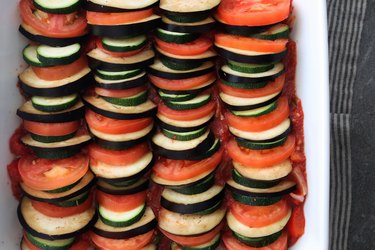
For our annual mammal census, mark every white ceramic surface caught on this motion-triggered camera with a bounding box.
[0,0,329,249]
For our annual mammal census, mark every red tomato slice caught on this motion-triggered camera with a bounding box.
[31,193,93,218]
[97,190,146,212]
[153,148,223,181]
[227,135,295,168]
[223,231,288,250]
[158,100,216,121]
[7,159,23,200]
[19,0,87,38]
[217,0,291,26]
[149,73,216,91]
[219,74,285,98]
[160,222,223,247]
[231,199,289,228]
[226,96,289,132]
[88,142,149,166]
[69,238,92,250]
[32,56,87,81]
[155,37,212,56]
[87,9,153,25]
[9,127,31,156]
[90,230,155,250]
[23,120,81,137]
[85,109,152,135]
[215,33,288,53]
[96,39,145,58]
[18,154,89,191]
[95,86,146,98]
[287,205,305,246]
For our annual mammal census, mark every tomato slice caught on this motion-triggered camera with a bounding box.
[160,222,223,247]
[87,9,153,25]
[215,33,288,53]
[223,231,288,250]
[9,127,31,156]
[96,39,145,58]
[95,86,146,98]
[231,199,289,228]
[90,230,155,250]
[158,100,216,121]
[88,142,149,166]
[31,193,93,218]
[219,75,285,98]
[85,109,152,134]
[23,120,81,137]
[7,159,23,200]
[18,154,89,191]
[149,73,216,91]
[217,0,291,26]
[155,37,212,56]
[227,135,295,168]
[97,190,147,212]
[19,0,87,38]
[32,56,87,81]
[226,96,289,132]
[153,148,223,181]
[287,205,305,246]
[69,238,92,250]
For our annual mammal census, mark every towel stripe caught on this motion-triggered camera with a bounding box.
[328,0,367,249]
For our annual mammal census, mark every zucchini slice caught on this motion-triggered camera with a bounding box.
[220,91,281,111]
[228,23,290,40]
[99,204,146,227]
[227,61,275,74]
[159,91,197,102]
[162,127,207,141]
[231,102,277,117]
[31,94,79,113]
[165,94,211,111]
[89,15,161,37]
[17,100,85,123]
[233,230,283,248]
[160,56,203,71]
[95,71,148,90]
[163,10,210,24]
[18,197,96,240]
[88,48,155,71]
[157,113,214,133]
[169,173,215,195]
[156,28,198,44]
[83,94,157,120]
[25,232,75,250]
[219,63,284,84]
[148,59,215,80]
[92,207,156,239]
[158,207,225,236]
[102,91,148,107]
[33,0,81,14]
[22,45,44,67]
[96,69,142,81]
[19,67,92,97]
[232,169,281,189]
[36,43,81,66]
[102,35,148,52]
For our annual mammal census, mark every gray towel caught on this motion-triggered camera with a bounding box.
[328,0,372,249]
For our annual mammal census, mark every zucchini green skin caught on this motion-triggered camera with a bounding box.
[102,36,148,53]
[156,29,199,44]
[227,61,275,74]
[33,0,81,14]
[233,231,283,248]
[231,192,282,206]
[160,56,203,71]
[235,136,288,150]
[99,205,146,228]
[25,232,75,250]
[30,133,76,144]
[101,91,148,107]
[162,127,208,141]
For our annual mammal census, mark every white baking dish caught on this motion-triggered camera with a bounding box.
[0,0,329,249]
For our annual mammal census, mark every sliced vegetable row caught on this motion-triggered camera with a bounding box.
[17,1,95,249]
[148,1,226,249]
[214,0,295,249]
[82,1,160,249]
